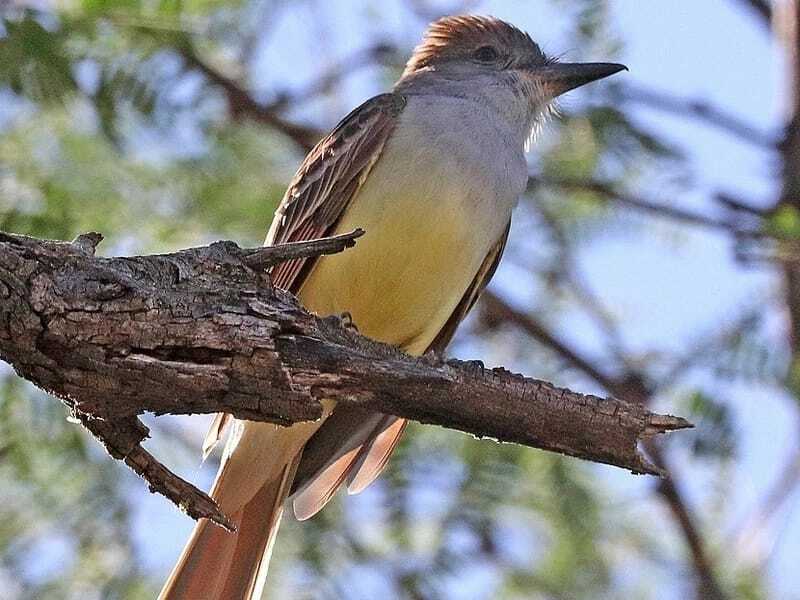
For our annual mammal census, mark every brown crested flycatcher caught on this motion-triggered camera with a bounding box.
[160,15,625,599]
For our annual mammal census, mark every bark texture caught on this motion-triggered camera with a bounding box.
[0,230,690,529]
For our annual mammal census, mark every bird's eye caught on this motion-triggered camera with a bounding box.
[473,45,499,63]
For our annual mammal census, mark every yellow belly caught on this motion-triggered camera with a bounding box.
[297,178,498,356]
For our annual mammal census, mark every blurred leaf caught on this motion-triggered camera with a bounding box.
[767,205,800,239]
[585,105,684,167]
[0,13,78,106]
[679,391,737,461]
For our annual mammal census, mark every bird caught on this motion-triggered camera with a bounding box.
[159,14,625,600]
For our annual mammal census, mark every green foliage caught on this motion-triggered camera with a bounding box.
[0,101,286,248]
[679,391,737,461]
[0,378,155,599]
[0,14,79,106]
[585,105,683,167]
[767,205,800,240]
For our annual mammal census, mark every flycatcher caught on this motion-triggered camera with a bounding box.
[160,15,625,600]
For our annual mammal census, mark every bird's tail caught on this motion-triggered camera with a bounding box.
[158,417,327,600]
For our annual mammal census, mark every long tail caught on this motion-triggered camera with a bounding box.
[159,416,328,600]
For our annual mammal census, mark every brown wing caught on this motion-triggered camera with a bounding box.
[267,92,407,293]
[202,93,406,458]
[427,219,512,354]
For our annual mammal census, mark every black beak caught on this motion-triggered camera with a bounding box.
[533,62,627,96]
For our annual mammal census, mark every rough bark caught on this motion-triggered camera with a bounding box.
[0,230,690,529]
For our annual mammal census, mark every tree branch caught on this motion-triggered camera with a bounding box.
[264,43,399,112]
[0,230,689,529]
[733,443,800,565]
[614,84,776,148]
[178,44,322,152]
[481,291,618,391]
[529,175,765,237]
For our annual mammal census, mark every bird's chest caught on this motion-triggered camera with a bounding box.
[298,98,525,354]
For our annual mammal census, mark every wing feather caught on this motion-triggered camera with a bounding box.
[429,220,511,354]
[268,92,406,291]
[202,92,406,456]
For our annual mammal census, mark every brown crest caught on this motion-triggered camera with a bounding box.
[403,15,544,77]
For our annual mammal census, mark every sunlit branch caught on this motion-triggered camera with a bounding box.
[733,443,800,565]
[775,0,800,357]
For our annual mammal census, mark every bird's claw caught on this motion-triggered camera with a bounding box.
[333,311,359,333]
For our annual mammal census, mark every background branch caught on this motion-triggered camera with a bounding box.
[613,84,776,148]
[178,43,322,151]
[479,292,729,600]
[733,0,773,27]
[528,175,766,236]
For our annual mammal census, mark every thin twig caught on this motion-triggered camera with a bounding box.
[405,0,481,20]
[733,444,800,565]
[528,200,634,370]
[613,84,776,148]
[529,175,766,237]
[241,228,364,270]
[733,0,773,27]
[264,44,399,112]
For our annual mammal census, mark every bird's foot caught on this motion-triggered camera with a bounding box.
[422,348,446,367]
[326,311,359,333]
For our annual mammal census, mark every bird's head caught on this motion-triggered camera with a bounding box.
[397,15,626,145]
